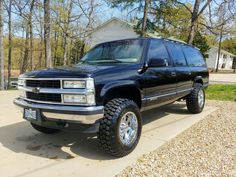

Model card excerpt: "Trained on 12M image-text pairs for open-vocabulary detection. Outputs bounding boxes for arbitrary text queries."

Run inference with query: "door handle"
[171,72,176,77]
[171,72,176,76]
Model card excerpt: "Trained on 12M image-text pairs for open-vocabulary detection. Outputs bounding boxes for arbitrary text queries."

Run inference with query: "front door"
[143,39,177,110]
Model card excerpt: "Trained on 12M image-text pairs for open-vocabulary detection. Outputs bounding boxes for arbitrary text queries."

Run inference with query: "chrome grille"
[18,78,95,106]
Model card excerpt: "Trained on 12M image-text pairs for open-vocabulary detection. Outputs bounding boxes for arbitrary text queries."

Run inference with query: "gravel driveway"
[117,100,236,176]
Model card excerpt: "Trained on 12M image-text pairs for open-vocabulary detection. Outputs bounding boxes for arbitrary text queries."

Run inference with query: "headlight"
[63,94,87,103]
[18,79,25,87]
[63,80,86,89]
[63,94,95,105]
[63,78,94,89]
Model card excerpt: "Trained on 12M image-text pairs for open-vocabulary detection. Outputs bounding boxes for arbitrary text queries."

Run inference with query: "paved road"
[210,74,236,84]
[0,91,217,177]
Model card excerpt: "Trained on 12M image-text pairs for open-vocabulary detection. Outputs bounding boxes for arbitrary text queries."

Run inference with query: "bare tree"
[141,0,150,37]
[0,0,4,90]
[13,0,32,73]
[215,23,224,72]
[44,0,52,68]
[175,0,212,44]
[29,0,35,70]
[77,0,100,58]
[33,0,45,69]
[63,0,73,66]
[37,3,44,69]
[213,1,236,72]
[4,0,13,88]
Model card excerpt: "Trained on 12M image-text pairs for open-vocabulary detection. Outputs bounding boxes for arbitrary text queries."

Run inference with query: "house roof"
[211,46,236,57]
[90,17,135,34]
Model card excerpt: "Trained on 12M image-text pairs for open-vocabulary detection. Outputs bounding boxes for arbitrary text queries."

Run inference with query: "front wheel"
[98,98,142,157]
[186,83,205,114]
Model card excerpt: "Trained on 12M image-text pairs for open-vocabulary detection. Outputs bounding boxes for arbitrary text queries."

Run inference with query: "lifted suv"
[14,38,209,157]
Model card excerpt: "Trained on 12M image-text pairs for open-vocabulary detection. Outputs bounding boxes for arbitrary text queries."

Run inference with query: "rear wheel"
[186,83,205,114]
[31,123,60,134]
[98,98,142,157]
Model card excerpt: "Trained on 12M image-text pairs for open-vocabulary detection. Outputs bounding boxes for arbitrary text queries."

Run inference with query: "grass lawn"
[205,84,236,101]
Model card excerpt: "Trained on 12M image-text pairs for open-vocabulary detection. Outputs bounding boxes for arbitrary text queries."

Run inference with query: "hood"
[20,64,127,78]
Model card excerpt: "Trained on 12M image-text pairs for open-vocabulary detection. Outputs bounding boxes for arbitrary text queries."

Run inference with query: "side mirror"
[148,58,168,67]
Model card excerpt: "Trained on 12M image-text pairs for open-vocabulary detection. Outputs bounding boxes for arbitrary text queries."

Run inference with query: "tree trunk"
[79,42,85,60]
[187,0,200,44]
[0,0,4,90]
[38,28,44,69]
[141,0,150,37]
[38,6,44,69]
[215,24,224,72]
[53,31,58,66]
[63,34,68,66]
[187,0,212,44]
[21,25,30,74]
[44,0,52,68]
[7,0,12,88]
[19,26,25,73]
[29,0,35,71]
[63,0,73,66]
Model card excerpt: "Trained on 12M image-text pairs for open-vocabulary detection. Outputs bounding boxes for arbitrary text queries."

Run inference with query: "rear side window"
[182,46,206,67]
[165,42,187,67]
[148,39,171,66]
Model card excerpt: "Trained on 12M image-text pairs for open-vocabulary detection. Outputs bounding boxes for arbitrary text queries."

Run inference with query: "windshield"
[80,39,145,64]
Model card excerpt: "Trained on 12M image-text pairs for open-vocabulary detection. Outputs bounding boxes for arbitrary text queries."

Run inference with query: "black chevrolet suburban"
[14,38,209,157]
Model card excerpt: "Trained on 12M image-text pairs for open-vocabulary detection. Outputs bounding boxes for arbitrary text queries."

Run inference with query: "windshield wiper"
[81,58,123,64]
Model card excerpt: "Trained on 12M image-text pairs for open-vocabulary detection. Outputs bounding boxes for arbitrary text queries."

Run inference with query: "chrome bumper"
[14,98,104,124]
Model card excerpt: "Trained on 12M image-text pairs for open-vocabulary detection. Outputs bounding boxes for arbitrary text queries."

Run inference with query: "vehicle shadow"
[0,103,188,161]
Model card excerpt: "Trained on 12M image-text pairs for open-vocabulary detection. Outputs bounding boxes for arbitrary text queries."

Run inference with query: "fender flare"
[100,80,142,99]
[193,76,203,85]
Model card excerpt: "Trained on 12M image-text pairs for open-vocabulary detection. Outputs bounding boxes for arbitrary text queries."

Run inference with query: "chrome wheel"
[198,89,204,108]
[119,112,138,146]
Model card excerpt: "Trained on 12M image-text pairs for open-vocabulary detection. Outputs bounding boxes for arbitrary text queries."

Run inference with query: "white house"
[88,17,139,47]
[206,47,236,70]
[89,18,236,70]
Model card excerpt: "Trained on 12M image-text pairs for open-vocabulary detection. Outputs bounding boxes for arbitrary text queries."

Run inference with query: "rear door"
[143,39,177,109]
[182,45,209,87]
[165,41,193,98]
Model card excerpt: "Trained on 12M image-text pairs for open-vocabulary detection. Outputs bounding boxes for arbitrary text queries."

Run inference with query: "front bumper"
[14,98,104,124]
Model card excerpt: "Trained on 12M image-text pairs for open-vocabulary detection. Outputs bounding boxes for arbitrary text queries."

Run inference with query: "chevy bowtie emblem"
[32,87,40,93]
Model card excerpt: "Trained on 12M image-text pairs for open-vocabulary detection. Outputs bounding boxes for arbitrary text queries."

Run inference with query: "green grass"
[205,84,236,101]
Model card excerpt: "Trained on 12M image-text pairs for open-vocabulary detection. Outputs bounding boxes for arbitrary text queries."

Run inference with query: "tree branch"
[174,0,192,14]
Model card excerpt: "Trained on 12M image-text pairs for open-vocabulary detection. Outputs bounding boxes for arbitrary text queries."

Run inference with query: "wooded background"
[0,0,235,89]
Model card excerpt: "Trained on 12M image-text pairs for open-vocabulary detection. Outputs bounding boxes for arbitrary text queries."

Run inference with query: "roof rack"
[166,37,187,44]
[165,37,200,50]
[145,32,162,39]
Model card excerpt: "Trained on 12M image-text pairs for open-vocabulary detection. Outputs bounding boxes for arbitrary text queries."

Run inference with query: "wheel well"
[103,86,142,108]
[194,79,203,85]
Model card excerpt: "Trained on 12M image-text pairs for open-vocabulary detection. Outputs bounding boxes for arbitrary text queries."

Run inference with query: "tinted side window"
[148,40,171,66]
[166,42,187,67]
[182,46,206,67]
